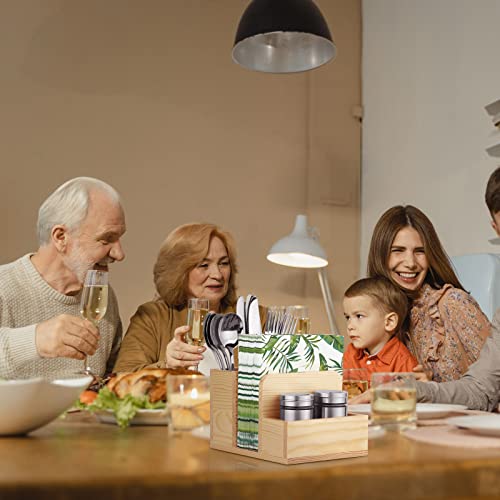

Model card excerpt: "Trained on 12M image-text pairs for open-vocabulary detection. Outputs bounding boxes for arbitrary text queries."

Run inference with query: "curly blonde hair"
[153,223,238,310]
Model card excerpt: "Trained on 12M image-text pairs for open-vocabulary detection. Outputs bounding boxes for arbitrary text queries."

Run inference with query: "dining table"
[1,411,500,500]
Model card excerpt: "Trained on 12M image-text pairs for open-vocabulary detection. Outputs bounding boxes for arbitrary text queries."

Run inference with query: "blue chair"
[451,253,500,321]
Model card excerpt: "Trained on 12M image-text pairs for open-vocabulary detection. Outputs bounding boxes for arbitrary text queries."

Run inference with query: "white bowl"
[0,376,92,435]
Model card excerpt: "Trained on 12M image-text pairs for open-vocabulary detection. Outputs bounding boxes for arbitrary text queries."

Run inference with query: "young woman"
[367,205,491,382]
[113,223,238,372]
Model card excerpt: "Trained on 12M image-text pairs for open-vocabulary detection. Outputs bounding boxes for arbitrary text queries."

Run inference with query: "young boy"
[342,276,418,375]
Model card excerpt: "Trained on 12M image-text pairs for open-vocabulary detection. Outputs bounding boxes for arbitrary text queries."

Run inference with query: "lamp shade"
[232,0,336,73]
[267,214,328,268]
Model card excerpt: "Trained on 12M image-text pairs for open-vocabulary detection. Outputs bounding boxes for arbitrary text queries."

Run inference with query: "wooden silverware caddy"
[210,370,368,465]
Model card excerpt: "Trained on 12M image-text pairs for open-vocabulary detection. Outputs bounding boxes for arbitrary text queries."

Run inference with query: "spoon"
[203,313,226,370]
[212,315,231,370]
[218,313,242,370]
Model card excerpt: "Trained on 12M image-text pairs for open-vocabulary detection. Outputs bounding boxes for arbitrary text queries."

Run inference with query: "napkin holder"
[210,370,368,465]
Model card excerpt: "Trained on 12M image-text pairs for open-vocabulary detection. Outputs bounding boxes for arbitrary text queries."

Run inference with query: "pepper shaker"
[314,390,348,418]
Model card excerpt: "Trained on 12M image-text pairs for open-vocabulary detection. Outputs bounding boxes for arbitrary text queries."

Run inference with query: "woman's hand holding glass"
[165,326,206,368]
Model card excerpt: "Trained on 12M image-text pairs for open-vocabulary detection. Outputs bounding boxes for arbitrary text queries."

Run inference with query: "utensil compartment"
[210,370,368,464]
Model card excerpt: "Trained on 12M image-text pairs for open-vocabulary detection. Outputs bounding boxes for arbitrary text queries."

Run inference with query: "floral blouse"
[405,283,491,383]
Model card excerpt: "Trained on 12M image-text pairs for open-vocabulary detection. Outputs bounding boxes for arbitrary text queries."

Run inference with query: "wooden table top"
[1,412,500,500]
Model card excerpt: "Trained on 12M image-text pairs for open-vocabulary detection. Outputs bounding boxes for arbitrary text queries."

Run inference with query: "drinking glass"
[371,372,417,431]
[342,368,370,398]
[167,374,210,435]
[185,298,209,347]
[286,305,310,334]
[79,270,108,375]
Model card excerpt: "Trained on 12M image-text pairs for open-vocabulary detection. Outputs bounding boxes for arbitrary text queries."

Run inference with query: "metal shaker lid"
[314,390,348,404]
[280,392,314,407]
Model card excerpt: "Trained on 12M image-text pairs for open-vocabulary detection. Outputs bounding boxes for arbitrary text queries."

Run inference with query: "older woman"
[113,223,238,372]
[367,205,491,382]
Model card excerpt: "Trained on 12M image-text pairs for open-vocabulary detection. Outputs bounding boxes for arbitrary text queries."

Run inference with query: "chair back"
[451,253,500,321]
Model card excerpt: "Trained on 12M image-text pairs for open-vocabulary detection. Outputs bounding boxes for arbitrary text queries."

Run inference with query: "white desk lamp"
[267,214,340,335]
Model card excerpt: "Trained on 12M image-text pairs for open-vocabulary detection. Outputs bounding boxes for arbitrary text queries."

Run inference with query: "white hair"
[37,177,121,246]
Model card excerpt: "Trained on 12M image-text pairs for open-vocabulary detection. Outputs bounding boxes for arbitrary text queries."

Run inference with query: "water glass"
[286,305,310,334]
[167,374,210,435]
[342,368,370,398]
[371,372,417,431]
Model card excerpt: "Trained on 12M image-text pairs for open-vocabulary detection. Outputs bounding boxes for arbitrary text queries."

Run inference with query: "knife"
[249,296,262,335]
[236,296,246,333]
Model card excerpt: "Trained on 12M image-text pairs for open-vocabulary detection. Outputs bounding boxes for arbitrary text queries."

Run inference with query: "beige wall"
[0,1,361,335]
[361,0,500,271]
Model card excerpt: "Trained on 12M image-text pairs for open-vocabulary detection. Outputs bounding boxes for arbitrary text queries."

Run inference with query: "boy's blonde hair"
[344,277,408,334]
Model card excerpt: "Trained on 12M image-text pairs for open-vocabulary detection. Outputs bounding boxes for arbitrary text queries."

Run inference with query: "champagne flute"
[80,270,108,376]
[185,298,209,369]
[185,298,209,347]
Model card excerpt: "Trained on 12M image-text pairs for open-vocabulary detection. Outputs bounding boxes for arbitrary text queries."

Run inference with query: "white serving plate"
[349,403,468,419]
[447,415,500,437]
[95,408,168,426]
[0,376,92,436]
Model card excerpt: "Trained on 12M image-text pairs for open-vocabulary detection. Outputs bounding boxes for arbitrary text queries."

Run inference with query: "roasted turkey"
[107,368,199,403]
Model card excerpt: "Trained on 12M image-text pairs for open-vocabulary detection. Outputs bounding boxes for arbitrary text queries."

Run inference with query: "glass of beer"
[286,305,311,334]
[185,298,209,346]
[80,270,108,375]
[342,368,369,398]
[371,372,417,431]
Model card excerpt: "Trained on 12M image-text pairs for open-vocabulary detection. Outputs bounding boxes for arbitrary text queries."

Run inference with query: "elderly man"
[0,177,126,379]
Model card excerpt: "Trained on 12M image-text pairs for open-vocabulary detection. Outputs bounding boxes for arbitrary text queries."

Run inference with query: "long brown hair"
[153,223,238,310]
[367,205,464,293]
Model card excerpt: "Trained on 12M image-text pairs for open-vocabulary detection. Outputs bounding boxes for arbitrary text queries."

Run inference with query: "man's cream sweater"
[0,254,122,379]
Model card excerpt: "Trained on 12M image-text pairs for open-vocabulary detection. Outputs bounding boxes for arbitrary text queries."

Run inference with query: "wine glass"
[79,270,108,376]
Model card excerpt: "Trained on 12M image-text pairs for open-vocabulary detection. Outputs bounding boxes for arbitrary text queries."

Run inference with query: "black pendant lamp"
[232,0,336,73]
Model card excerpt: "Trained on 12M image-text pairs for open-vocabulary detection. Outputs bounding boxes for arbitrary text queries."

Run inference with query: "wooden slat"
[260,418,286,459]
[210,370,237,449]
[286,414,368,459]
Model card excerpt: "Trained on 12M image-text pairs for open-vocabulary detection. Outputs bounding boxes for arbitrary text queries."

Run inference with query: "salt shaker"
[280,393,315,421]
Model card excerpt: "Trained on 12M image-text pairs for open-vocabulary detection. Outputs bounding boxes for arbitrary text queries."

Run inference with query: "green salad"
[81,387,166,428]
